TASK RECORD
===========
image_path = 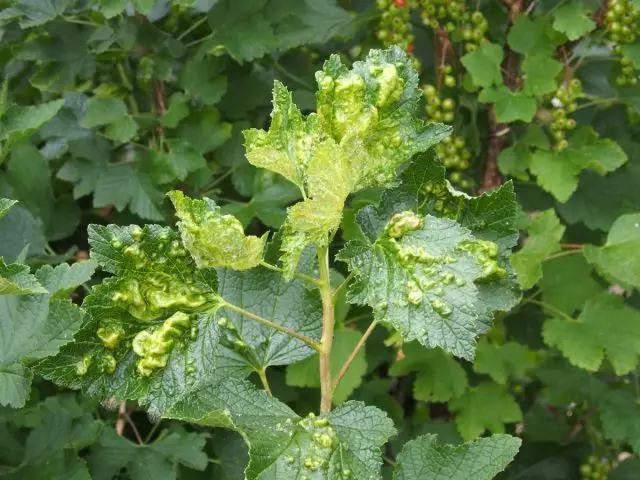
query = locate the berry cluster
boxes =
[580,455,612,480]
[435,136,473,189]
[376,0,416,55]
[548,79,581,151]
[423,83,456,123]
[605,0,640,85]
[419,0,489,52]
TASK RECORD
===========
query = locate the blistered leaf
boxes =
[584,213,640,290]
[510,210,565,289]
[169,190,267,270]
[166,386,396,480]
[449,382,522,440]
[37,225,321,410]
[339,211,508,360]
[393,433,521,480]
[543,293,640,375]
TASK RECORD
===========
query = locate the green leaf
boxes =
[0,263,86,407]
[161,93,190,128]
[507,16,557,56]
[245,48,450,275]
[0,0,69,28]
[37,225,321,409]
[522,54,563,96]
[472,339,536,384]
[529,128,628,202]
[286,328,368,405]
[478,86,537,123]
[535,358,607,406]
[449,382,523,440]
[81,97,128,128]
[510,210,565,289]
[543,292,640,375]
[584,213,640,290]
[393,433,521,480]
[34,260,97,298]
[0,203,47,262]
[540,253,602,315]
[0,198,18,219]
[460,43,504,89]
[339,212,509,360]
[0,258,47,295]
[104,115,138,143]
[389,343,467,403]
[166,386,396,480]
[552,2,596,40]
[168,190,267,270]
[598,389,640,453]
[620,44,640,68]
[4,396,102,479]
[0,100,65,155]
[179,57,228,105]
[88,429,208,480]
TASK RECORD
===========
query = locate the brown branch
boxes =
[115,400,126,436]
[152,80,166,140]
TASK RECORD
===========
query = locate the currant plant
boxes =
[6,46,521,479]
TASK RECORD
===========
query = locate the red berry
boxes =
[395,0,406,7]
[407,42,415,53]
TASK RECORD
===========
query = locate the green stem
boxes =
[525,299,575,323]
[257,368,272,395]
[318,245,335,414]
[333,271,354,299]
[177,15,208,41]
[272,60,314,91]
[574,97,618,111]
[223,301,322,352]
[332,321,378,393]
[259,261,323,287]
[545,249,583,261]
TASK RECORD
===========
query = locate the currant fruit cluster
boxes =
[435,136,473,189]
[376,0,416,55]
[548,79,581,151]
[419,0,489,52]
[423,82,456,123]
[605,0,640,85]
[579,455,612,480]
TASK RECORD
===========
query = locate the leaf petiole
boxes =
[259,261,323,287]
[332,321,378,393]
[222,301,322,352]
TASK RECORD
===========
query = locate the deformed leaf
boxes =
[168,190,267,270]
[393,433,521,480]
[543,292,640,375]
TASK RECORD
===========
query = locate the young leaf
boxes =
[460,43,504,88]
[393,433,521,480]
[89,429,208,480]
[529,128,627,202]
[522,54,563,96]
[0,258,47,295]
[478,86,537,123]
[0,263,88,407]
[552,2,596,41]
[507,16,557,56]
[472,339,536,385]
[448,382,522,440]
[543,292,640,375]
[584,213,640,291]
[168,190,267,270]
[0,198,18,219]
[166,384,396,480]
[389,343,468,403]
[510,210,565,289]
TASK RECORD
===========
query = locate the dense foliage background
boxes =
[1,0,640,478]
